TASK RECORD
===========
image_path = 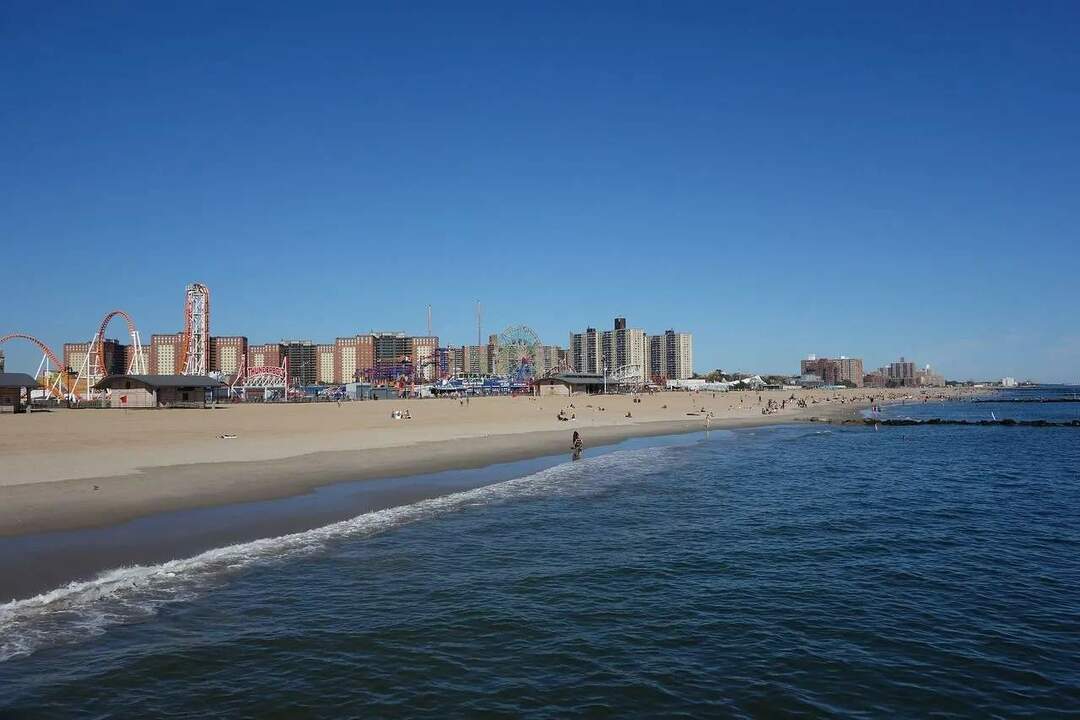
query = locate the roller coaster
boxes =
[0,333,76,400]
[1,308,149,402]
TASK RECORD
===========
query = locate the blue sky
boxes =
[2,2,1078,381]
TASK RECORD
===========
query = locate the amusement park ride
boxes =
[0,332,74,400]
[227,354,291,401]
[0,308,146,402]
[0,283,214,402]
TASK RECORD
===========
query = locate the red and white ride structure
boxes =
[0,333,78,400]
[70,309,147,399]
[228,354,292,401]
[178,282,210,375]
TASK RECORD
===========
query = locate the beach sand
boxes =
[0,387,977,536]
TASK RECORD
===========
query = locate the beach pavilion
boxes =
[93,374,225,408]
[0,373,40,413]
[534,372,609,396]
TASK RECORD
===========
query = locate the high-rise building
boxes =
[837,357,864,386]
[665,330,693,380]
[616,327,647,382]
[647,335,665,380]
[372,332,409,367]
[535,345,568,376]
[800,355,864,387]
[247,343,283,371]
[569,329,599,374]
[280,340,317,385]
[585,327,600,374]
[410,336,439,381]
[64,338,125,378]
[447,346,465,376]
[600,330,615,372]
[333,337,358,383]
[0,350,4,372]
[332,335,375,383]
[887,357,916,385]
[150,333,184,374]
[463,344,493,374]
[210,336,248,377]
[573,318,665,382]
[316,344,336,384]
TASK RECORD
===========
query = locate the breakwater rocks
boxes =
[807,417,1080,428]
[971,398,1080,403]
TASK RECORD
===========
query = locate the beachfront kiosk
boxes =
[93,374,224,408]
[0,373,40,413]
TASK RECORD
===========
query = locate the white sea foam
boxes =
[0,446,666,663]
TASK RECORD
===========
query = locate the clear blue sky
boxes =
[2,2,1078,381]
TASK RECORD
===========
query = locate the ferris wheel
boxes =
[495,325,542,381]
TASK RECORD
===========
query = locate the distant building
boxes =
[447,346,465,376]
[914,364,945,387]
[666,330,693,381]
[863,371,887,388]
[150,333,184,375]
[333,335,374,384]
[64,338,125,378]
[410,336,439,381]
[646,335,663,381]
[1001,376,1018,388]
[316,343,336,384]
[0,350,4,373]
[800,355,864,387]
[280,340,317,385]
[570,328,600,374]
[463,343,493,375]
[574,318,686,382]
[247,342,284,371]
[887,357,916,385]
[210,336,248,378]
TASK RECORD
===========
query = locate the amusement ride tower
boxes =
[180,282,211,375]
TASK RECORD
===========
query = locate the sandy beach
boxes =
[0,387,979,536]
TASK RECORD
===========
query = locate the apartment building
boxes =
[574,319,688,382]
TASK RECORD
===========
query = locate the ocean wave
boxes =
[0,446,666,663]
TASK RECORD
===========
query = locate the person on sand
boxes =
[572,431,583,451]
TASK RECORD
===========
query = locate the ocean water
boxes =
[2,390,1079,718]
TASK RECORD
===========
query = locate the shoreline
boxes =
[0,428,712,602]
[0,415,795,538]
[0,388,974,539]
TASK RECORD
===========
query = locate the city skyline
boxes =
[0,280,1063,382]
[3,4,1078,382]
